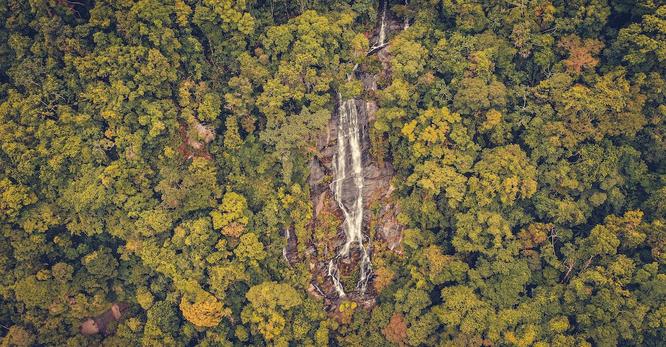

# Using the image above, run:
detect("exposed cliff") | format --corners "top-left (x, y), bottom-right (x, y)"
top-left (304, 1), bottom-right (404, 307)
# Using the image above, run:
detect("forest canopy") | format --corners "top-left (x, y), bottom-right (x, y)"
top-left (1, 0), bottom-right (665, 346)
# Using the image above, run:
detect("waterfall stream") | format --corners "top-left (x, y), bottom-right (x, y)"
top-left (325, 0), bottom-right (390, 299)
top-left (282, 228), bottom-right (289, 263)
top-left (328, 97), bottom-right (372, 297)
top-left (378, 0), bottom-right (387, 47)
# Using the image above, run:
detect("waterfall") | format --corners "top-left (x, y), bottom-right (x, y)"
top-left (328, 259), bottom-right (345, 297)
top-left (336, 99), bottom-right (364, 259)
top-left (368, 0), bottom-right (389, 54)
top-left (282, 228), bottom-right (289, 263)
top-left (326, 0), bottom-right (393, 299)
top-left (378, 0), bottom-right (387, 47)
top-left (327, 97), bottom-right (373, 297)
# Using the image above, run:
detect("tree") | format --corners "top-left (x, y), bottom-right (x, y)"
top-left (558, 35), bottom-right (603, 74)
top-left (211, 191), bottom-right (250, 238)
top-left (613, 6), bottom-right (666, 73)
top-left (0, 325), bottom-right (35, 347)
top-left (0, 0), bottom-right (665, 345)
top-left (242, 282), bottom-right (302, 341)
top-left (179, 291), bottom-right (230, 328)
top-left (0, 179), bottom-right (36, 223)
top-left (383, 313), bottom-right (408, 346)
top-left (464, 144), bottom-right (537, 209)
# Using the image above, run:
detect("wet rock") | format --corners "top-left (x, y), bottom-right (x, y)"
top-left (308, 283), bottom-right (325, 300)
top-left (307, 77), bottom-right (403, 303)
top-left (305, 0), bottom-right (405, 308)
top-left (283, 226), bottom-right (299, 266)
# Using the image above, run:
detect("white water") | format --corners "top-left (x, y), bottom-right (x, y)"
top-left (336, 99), bottom-right (364, 258)
top-left (327, 97), bottom-right (373, 297)
top-left (328, 259), bottom-right (345, 297)
top-left (282, 228), bottom-right (289, 263)
top-left (378, 0), bottom-right (387, 47)
top-left (326, 0), bottom-right (394, 298)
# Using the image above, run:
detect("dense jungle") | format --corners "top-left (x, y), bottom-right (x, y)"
top-left (1, 0), bottom-right (665, 346)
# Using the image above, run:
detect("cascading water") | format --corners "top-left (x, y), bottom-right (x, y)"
top-left (335, 99), bottom-right (365, 260)
top-left (282, 228), bottom-right (289, 263)
top-left (378, 0), bottom-right (387, 47)
top-left (327, 97), bottom-right (372, 297)
top-left (326, 0), bottom-right (392, 299)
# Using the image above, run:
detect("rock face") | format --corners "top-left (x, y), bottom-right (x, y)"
top-left (310, 100), bottom-right (401, 227)
top-left (79, 302), bottom-right (129, 336)
top-left (307, 3), bottom-right (403, 304)
top-left (309, 98), bottom-right (399, 232)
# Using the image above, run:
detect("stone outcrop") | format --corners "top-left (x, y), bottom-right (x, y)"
top-left (306, 2), bottom-right (403, 305)
top-left (79, 302), bottom-right (129, 336)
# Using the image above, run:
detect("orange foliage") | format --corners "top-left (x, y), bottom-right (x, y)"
top-left (373, 266), bottom-right (395, 293)
top-left (222, 223), bottom-right (245, 238)
top-left (383, 313), bottom-right (408, 346)
top-left (558, 35), bottom-right (603, 73)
